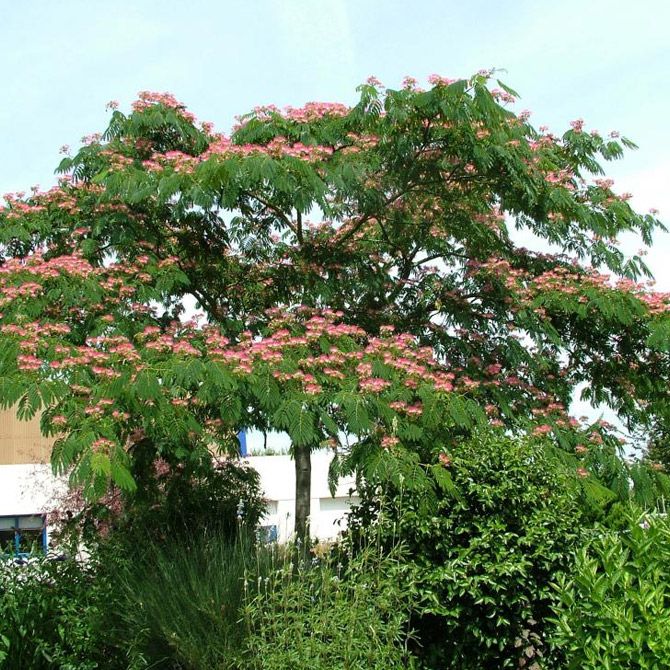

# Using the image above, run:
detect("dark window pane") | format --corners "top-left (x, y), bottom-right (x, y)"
top-left (0, 529), bottom-right (15, 553)
top-left (17, 529), bottom-right (43, 554)
top-left (18, 515), bottom-right (43, 530)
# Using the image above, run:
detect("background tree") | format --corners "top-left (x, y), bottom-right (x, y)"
top-left (1, 72), bottom-right (669, 540)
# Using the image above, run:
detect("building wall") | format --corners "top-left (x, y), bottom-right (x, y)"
top-left (0, 454), bottom-right (358, 543)
top-left (0, 463), bottom-right (67, 517)
top-left (0, 409), bottom-right (53, 465)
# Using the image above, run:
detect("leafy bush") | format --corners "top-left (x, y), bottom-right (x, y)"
top-left (75, 455), bottom-right (266, 549)
top-left (348, 432), bottom-right (586, 669)
top-left (0, 556), bottom-right (106, 669)
top-left (549, 511), bottom-right (670, 669)
top-left (95, 532), bottom-right (418, 670)
top-left (242, 544), bottom-right (417, 670)
top-left (0, 455), bottom-right (266, 670)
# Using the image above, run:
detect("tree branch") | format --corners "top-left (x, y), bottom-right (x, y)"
top-left (296, 209), bottom-right (303, 245)
top-left (241, 190), bottom-right (297, 237)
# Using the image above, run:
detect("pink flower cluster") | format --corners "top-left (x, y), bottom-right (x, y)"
top-left (490, 88), bottom-right (516, 104)
top-left (428, 74), bottom-right (457, 87)
top-left (472, 254), bottom-right (670, 317)
top-left (132, 91), bottom-right (196, 122)
top-left (283, 102), bottom-right (349, 122)
top-left (544, 169), bottom-right (575, 189)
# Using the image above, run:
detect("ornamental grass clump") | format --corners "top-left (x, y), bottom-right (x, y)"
top-left (105, 532), bottom-right (255, 670)
top-left (241, 543), bottom-right (417, 670)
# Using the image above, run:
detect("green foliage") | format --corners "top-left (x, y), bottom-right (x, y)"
top-left (0, 457), bottom-right (267, 670)
top-left (645, 429), bottom-right (670, 474)
top-left (90, 460), bottom-right (264, 669)
top-left (242, 545), bottom-right (417, 670)
top-left (348, 432), bottom-right (586, 669)
top-left (97, 532), bottom-right (255, 670)
top-left (53, 453), bottom-right (265, 560)
top-left (0, 557), bottom-right (106, 670)
top-left (114, 455), bottom-right (266, 548)
top-left (549, 511), bottom-right (670, 669)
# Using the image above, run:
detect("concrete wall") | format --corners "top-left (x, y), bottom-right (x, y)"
top-left (249, 453), bottom-right (358, 541)
top-left (0, 463), bottom-right (67, 517)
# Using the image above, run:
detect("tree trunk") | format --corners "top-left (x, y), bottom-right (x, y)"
top-left (294, 442), bottom-right (311, 546)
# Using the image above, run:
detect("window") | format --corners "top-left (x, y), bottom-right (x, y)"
top-left (0, 515), bottom-right (46, 556)
top-left (258, 524), bottom-right (278, 543)
top-left (258, 500), bottom-right (279, 543)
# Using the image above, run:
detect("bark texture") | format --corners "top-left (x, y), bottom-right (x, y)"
top-left (294, 442), bottom-right (311, 545)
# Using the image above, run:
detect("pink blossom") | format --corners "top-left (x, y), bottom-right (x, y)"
top-left (359, 377), bottom-right (390, 393)
top-left (438, 453), bottom-right (451, 467)
top-left (381, 436), bottom-right (399, 449)
top-left (428, 74), bottom-right (456, 86)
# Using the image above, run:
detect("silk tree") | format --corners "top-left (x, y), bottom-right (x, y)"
top-left (2, 72), bottom-right (669, 540)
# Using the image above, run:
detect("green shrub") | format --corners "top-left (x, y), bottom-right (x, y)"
top-left (549, 511), bottom-right (670, 669)
top-left (348, 432), bottom-right (585, 669)
top-left (241, 544), bottom-right (418, 670)
top-left (79, 456), bottom-right (266, 550)
top-left (0, 455), bottom-right (266, 670)
top-left (85, 456), bottom-right (267, 670)
top-left (98, 533), bottom-right (418, 670)
top-left (0, 556), bottom-right (106, 670)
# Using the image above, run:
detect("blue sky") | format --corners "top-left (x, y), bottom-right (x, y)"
top-left (2, 0), bottom-right (669, 283)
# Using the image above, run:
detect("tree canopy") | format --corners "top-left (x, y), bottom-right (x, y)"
top-left (1, 71), bottom-right (669, 536)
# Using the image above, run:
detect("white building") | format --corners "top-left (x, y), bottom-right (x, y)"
top-left (0, 410), bottom-right (357, 552)
top-left (248, 452), bottom-right (358, 542)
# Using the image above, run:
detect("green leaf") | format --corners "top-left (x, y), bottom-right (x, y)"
top-left (90, 451), bottom-right (111, 477)
top-left (338, 393), bottom-right (372, 434)
top-left (430, 464), bottom-right (460, 498)
top-left (273, 399), bottom-right (316, 447)
top-left (446, 396), bottom-right (472, 428)
top-left (17, 385), bottom-right (42, 420)
top-left (110, 453), bottom-right (137, 492)
top-left (646, 319), bottom-right (670, 351)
